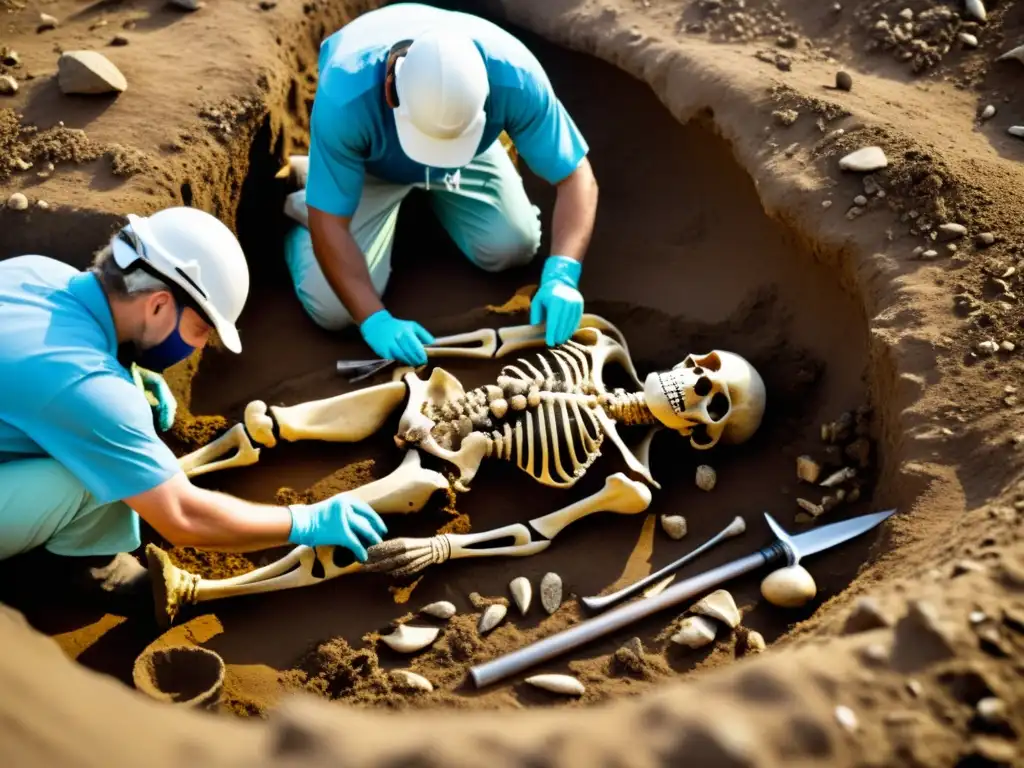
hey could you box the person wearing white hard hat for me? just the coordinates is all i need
[284,3,597,366]
[0,206,386,595]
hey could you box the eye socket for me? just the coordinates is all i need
[694,376,712,397]
[708,392,730,422]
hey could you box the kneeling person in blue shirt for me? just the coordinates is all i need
[0,207,386,593]
[289,3,598,367]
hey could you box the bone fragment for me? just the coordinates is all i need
[761,565,817,608]
[510,577,532,616]
[690,589,742,629]
[821,467,856,487]
[671,615,718,648]
[479,604,508,634]
[380,624,440,653]
[419,601,456,620]
[796,498,825,518]
[540,572,563,614]
[695,464,717,491]
[643,575,675,598]
[796,455,821,484]
[660,514,688,540]
[525,674,585,696]
[177,423,261,478]
[997,43,1024,64]
[268,381,406,444]
[391,670,433,692]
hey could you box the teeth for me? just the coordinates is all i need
[509,576,532,616]
[525,673,585,696]
[540,572,563,614]
[419,601,456,620]
[690,589,742,628]
[379,624,440,653]
[478,604,508,634]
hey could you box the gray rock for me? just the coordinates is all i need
[57,51,127,95]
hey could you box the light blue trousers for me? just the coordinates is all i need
[285,139,543,331]
[0,458,139,561]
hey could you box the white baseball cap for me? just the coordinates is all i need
[393,29,489,169]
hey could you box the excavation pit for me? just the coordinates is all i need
[12,0,1013,746]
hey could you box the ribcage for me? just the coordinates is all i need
[486,342,607,488]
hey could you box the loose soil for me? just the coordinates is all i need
[2,0,1024,765]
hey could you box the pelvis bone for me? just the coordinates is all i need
[152,311,765,625]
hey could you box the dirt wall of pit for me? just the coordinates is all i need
[3,0,1024,765]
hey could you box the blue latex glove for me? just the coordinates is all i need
[287,494,388,561]
[359,309,435,367]
[530,255,584,347]
[131,364,177,432]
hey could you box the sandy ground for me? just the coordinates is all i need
[2,0,1024,765]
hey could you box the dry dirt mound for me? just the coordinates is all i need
[2,0,1024,766]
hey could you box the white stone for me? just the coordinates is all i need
[690,589,742,628]
[939,222,967,240]
[660,514,688,540]
[853,195,868,206]
[1009,126,1024,139]
[671,615,718,648]
[379,624,440,653]
[981,105,996,120]
[761,564,817,607]
[57,51,127,95]
[540,572,562,614]
[478,603,507,634]
[509,576,532,616]
[959,32,978,48]
[822,199,833,209]
[525,674,585,696]
[6,193,28,211]
[0,75,17,96]
[977,340,999,355]
[839,146,888,172]
[391,670,433,692]
[695,464,717,491]
[835,705,859,732]
[419,601,456,620]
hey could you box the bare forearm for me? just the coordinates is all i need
[549,158,598,263]
[308,207,383,323]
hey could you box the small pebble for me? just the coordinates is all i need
[695,464,716,491]
[38,13,59,31]
[907,679,923,697]
[1000,341,1015,353]
[835,705,858,733]
[835,71,853,91]
[959,32,979,48]
[969,610,988,625]
[977,340,999,355]
[938,222,967,240]
[976,697,1007,723]
[1009,126,1024,139]
[110,35,129,47]
[6,192,28,211]
[976,232,995,246]
[660,514,688,540]
[822,199,833,209]
[36,199,49,210]
[1,49,19,66]
[853,195,868,207]
[921,250,938,260]
[898,8,913,21]
[981,105,996,121]
[0,75,17,96]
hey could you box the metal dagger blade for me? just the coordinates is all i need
[785,507,898,560]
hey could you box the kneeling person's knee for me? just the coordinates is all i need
[469,206,541,273]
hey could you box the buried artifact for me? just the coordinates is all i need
[468,507,897,688]
[147,309,768,626]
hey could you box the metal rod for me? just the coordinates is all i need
[580,515,747,613]
[469,550,771,688]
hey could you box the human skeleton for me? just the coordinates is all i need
[147,314,767,625]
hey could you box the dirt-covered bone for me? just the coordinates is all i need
[151,314,764,621]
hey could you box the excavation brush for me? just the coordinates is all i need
[468,507,897,688]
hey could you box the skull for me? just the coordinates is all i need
[643,351,766,450]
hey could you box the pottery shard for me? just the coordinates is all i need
[796,455,821,483]
[839,146,888,172]
[57,51,127,95]
[540,572,562,614]
[690,589,742,628]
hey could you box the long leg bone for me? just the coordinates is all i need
[146,450,449,627]
[363,472,653,577]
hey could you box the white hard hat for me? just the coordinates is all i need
[393,29,489,169]
[111,207,250,353]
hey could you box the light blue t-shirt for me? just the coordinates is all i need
[307,2,590,218]
[0,256,182,508]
